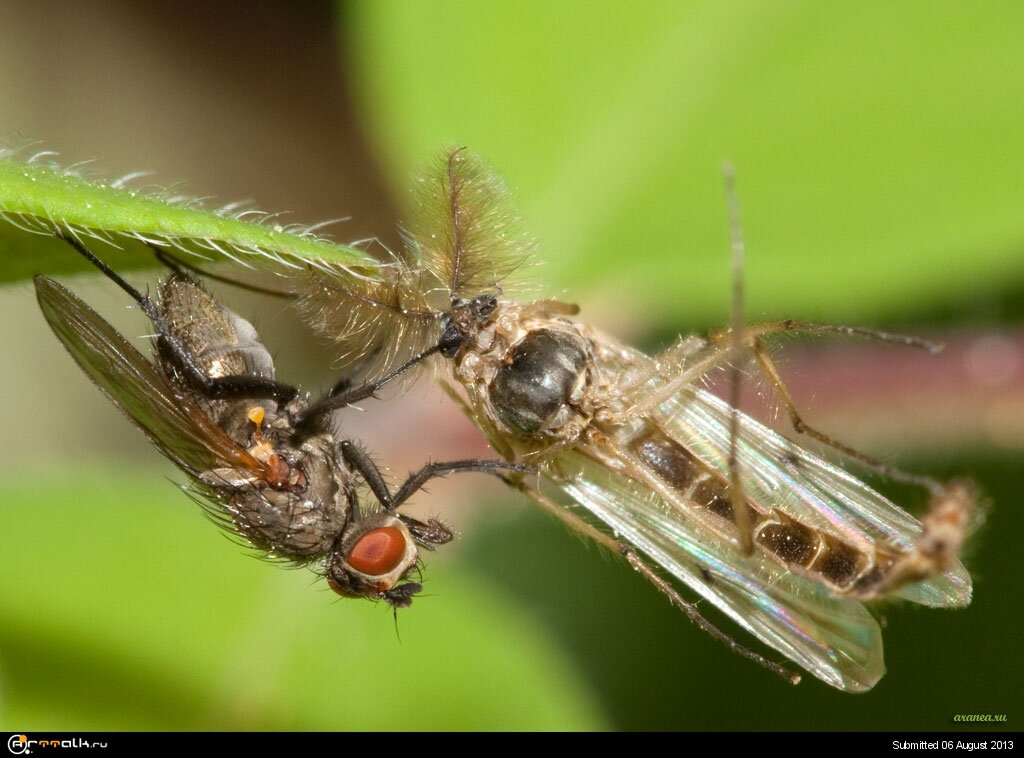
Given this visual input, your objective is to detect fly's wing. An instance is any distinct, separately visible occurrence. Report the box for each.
[549,448,885,692]
[35,275,265,479]
[658,388,971,608]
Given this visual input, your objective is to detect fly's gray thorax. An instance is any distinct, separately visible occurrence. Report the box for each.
[226,433,352,559]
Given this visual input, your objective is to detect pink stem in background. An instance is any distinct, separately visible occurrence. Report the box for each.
[705,327,1024,455]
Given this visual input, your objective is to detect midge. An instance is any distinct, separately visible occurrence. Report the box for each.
[36,232,529,607]
[295,148,977,690]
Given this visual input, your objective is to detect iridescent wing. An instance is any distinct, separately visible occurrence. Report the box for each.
[547,448,886,691]
[35,275,266,478]
[658,388,971,607]
[591,328,971,608]
[449,371,886,691]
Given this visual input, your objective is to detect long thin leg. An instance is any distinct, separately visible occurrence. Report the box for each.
[614,318,939,426]
[500,473,798,686]
[606,339,732,423]
[58,231,299,403]
[391,459,535,508]
[339,439,534,512]
[723,163,754,554]
[149,244,296,299]
[709,319,942,354]
[610,334,708,398]
[622,549,800,685]
[609,318,945,493]
[750,339,944,493]
[294,345,441,435]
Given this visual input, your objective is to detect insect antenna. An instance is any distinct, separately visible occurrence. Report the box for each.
[409,147,536,302]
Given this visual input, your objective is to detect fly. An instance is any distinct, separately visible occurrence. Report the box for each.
[36,231,530,608]
[291,148,977,690]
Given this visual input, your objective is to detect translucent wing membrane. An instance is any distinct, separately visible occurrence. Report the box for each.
[34,275,263,478]
[660,389,972,608]
[554,450,885,692]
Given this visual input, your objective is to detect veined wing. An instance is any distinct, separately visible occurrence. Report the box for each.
[35,275,265,478]
[657,388,971,608]
[549,447,885,692]
[589,328,969,609]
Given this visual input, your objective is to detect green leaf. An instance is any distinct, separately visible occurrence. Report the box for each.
[0,469,606,730]
[0,152,379,284]
[349,1,1024,327]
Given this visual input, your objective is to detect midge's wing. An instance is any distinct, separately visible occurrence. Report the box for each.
[549,448,886,692]
[659,388,971,608]
[35,275,266,479]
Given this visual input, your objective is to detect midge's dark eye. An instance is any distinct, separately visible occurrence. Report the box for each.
[473,295,498,318]
[437,294,500,358]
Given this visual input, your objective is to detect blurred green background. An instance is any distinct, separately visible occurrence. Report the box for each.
[0,0,1020,731]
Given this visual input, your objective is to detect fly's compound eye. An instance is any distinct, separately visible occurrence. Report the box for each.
[346,526,408,576]
[327,519,419,604]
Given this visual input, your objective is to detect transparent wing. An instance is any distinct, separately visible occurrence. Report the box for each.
[35,275,264,478]
[658,388,971,607]
[549,448,885,692]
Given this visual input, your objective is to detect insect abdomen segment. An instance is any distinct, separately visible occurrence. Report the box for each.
[630,427,891,592]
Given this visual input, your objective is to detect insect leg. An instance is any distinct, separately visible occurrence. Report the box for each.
[148,243,296,299]
[606,334,710,399]
[622,549,799,685]
[725,319,942,354]
[618,319,940,426]
[390,459,536,509]
[749,338,944,493]
[599,339,733,425]
[501,474,799,686]
[339,439,534,512]
[293,345,441,435]
[723,163,754,554]
[57,231,298,403]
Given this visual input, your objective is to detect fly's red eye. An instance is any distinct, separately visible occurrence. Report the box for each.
[346,527,407,576]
